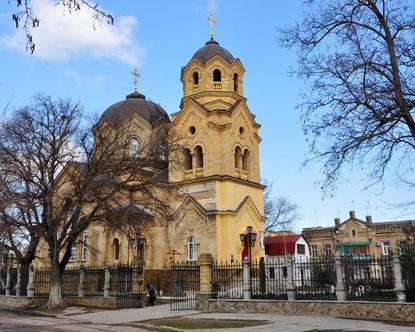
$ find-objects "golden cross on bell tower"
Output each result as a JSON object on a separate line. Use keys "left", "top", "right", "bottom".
{"left": 131, "top": 68, "right": 140, "bottom": 92}
{"left": 208, "top": 14, "right": 215, "bottom": 38}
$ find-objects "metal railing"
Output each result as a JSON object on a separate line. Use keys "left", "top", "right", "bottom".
{"left": 342, "top": 255, "right": 395, "bottom": 302}
{"left": 251, "top": 258, "right": 287, "bottom": 300}
{"left": 293, "top": 257, "right": 337, "bottom": 300}
{"left": 212, "top": 260, "right": 243, "bottom": 299}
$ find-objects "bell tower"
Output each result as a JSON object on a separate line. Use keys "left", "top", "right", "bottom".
{"left": 171, "top": 21, "right": 260, "bottom": 183}
{"left": 168, "top": 18, "right": 265, "bottom": 262}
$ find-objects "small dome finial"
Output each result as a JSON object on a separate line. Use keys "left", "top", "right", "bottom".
{"left": 131, "top": 68, "right": 140, "bottom": 92}
{"left": 208, "top": 14, "right": 215, "bottom": 38}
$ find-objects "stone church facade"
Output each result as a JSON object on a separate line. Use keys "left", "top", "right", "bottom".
{"left": 39, "top": 36, "right": 265, "bottom": 270}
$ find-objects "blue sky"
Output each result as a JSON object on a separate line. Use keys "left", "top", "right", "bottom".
{"left": 0, "top": 0, "right": 414, "bottom": 229}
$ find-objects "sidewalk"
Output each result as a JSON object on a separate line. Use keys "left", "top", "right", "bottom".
{"left": 63, "top": 303, "right": 198, "bottom": 324}
{"left": 65, "top": 304, "right": 415, "bottom": 331}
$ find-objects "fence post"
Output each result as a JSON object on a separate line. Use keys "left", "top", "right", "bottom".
{"left": 195, "top": 253, "right": 214, "bottom": 311}
{"left": 103, "top": 265, "right": 110, "bottom": 297}
{"left": 242, "top": 257, "right": 252, "bottom": 300}
{"left": 78, "top": 265, "right": 85, "bottom": 297}
{"left": 335, "top": 253, "right": 346, "bottom": 301}
{"left": 286, "top": 256, "right": 295, "bottom": 302}
{"left": 16, "top": 265, "right": 21, "bottom": 297}
{"left": 392, "top": 254, "right": 406, "bottom": 302}
{"left": 27, "top": 265, "right": 34, "bottom": 297}
{"left": 5, "top": 266, "right": 11, "bottom": 296}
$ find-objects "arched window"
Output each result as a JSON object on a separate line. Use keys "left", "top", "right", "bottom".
{"left": 242, "top": 149, "right": 250, "bottom": 172}
{"left": 187, "top": 236, "right": 197, "bottom": 261}
{"left": 130, "top": 137, "right": 139, "bottom": 157}
{"left": 192, "top": 72, "right": 199, "bottom": 85}
{"left": 194, "top": 146, "right": 203, "bottom": 168}
{"left": 233, "top": 73, "right": 239, "bottom": 93}
{"left": 113, "top": 238, "right": 120, "bottom": 260}
{"left": 81, "top": 230, "right": 88, "bottom": 261}
{"left": 213, "top": 69, "right": 221, "bottom": 82}
{"left": 159, "top": 143, "right": 167, "bottom": 161}
{"left": 234, "top": 146, "right": 242, "bottom": 169}
{"left": 183, "top": 148, "right": 192, "bottom": 170}
{"left": 138, "top": 237, "right": 146, "bottom": 260}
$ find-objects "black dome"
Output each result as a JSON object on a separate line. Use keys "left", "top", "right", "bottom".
{"left": 101, "top": 92, "right": 170, "bottom": 126}
{"left": 191, "top": 38, "right": 236, "bottom": 64}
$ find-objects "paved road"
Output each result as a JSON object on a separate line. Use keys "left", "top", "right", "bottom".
{"left": 0, "top": 309, "right": 148, "bottom": 332}
{"left": 1, "top": 305, "right": 415, "bottom": 331}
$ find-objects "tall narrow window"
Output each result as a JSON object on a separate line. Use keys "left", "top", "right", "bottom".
{"left": 183, "top": 148, "right": 192, "bottom": 170}
{"left": 81, "top": 230, "right": 88, "bottom": 261}
{"left": 233, "top": 73, "right": 239, "bottom": 92}
{"left": 69, "top": 242, "right": 77, "bottom": 262}
{"left": 138, "top": 237, "right": 146, "bottom": 260}
{"left": 159, "top": 143, "right": 167, "bottom": 161}
{"left": 242, "top": 149, "right": 250, "bottom": 171}
{"left": 130, "top": 138, "right": 139, "bottom": 157}
{"left": 234, "top": 146, "right": 242, "bottom": 169}
{"left": 311, "top": 244, "right": 318, "bottom": 257}
{"left": 113, "top": 238, "right": 120, "bottom": 260}
{"left": 188, "top": 236, "right": 197, "bottom": 261}
{"left": 192, "top": 72, "right": 199, "bottom": 85}
{"left": 324, "top": 244, "right": 332, "bottom": 256}
{"left": 213, "top": 69, "right": 221, "bottom": 82}
{"left": 195, "top": 146, "right": 203, "bottom": 168}
{"left": 382, "top": 241, "right": 390, "bottom": 255}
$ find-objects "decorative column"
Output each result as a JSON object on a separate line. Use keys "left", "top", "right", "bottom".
{"left": 5, "top": 266, "right": 11, "bottom": 296}
{"left": 78, "top": 265, "right": 85, "bottom": 297}
{"left": 103, "top": 265, "right": 110, "bottom": 297}
{"left": 242, "top": 257, "right": 252, "bottom": 300}
{"left": 392, "top": 254, "right": 406, "bottom": 302}
{"left": 286, "top": 256, "right": 295, "bottom": 302}
{"left": 16, "top": 266, "right": 21, "bottom": 297}
{"left": 335, "top": 253, "right": 346, "bottom": 301}
{"left": 196, "top": 253, "right": 214, "bottom": 311}
{"left": 27, "top": 265, "right": 34, "bottom": 297}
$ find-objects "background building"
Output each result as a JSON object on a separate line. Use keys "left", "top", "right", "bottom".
{"left": 302, "top": 211, "right": 415, "bottom": 257}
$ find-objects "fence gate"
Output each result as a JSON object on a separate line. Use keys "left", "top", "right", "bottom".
{"left": 170, "top": 262, "right": 199, "bottom": 310}
{"left": 112, "top": 265, "right": 144, "bottom": 308}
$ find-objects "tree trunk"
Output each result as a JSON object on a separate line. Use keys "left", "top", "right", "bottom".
{"left": 46, "top": 257, "right": 65, "bottom": 309}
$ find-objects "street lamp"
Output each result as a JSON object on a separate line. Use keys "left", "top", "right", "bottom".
{"left": 239, "top": 226, "right": 257, "bottom": 260}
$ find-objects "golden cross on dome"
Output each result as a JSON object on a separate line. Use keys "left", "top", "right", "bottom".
{"left": 208, "top": 14, "right": 215, "bottom": 38}
{"left": 131, "top": 68, "right": 140, "bottom": 92}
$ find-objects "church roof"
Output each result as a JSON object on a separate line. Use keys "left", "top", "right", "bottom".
{"left": 191, "top": 38, "right": 237, "bottom": 64}
{"left": 100, "top": 91, "right": 170, "bottom": 126}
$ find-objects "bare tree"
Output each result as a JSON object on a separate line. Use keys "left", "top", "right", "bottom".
{"left": 279, "top": 0, "right": 415, "bottom": 193}
{"left": 9, "top": 0, "right": 113, "bottom": 53}
{"left": 0, "top": 94, "right": 177, "bottom": 308}
{"left": 263, "top": 180, "right": 299, "bottom": 232}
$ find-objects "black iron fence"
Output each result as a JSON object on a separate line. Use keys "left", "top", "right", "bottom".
{"left": 62, "top": 268, "right": 80, "bottom": 297}
{"left": 293, "top": 257, "right": 337, "bottom": 300}
{"left": 33, "top": 267, "right": 51, "bottom": 296}
{"left": 170, "top": 261, "right": 200, "bottom": 310}
{"left": 400, "top": 251, "right": 415, "bottom": 302}
{"left": 0, "top": 267, "right": 6, "bottom": 295}
{"left": 212, "top": 260, "right": 243, "bottom": 299}
{"left": 111, "top": 265, "right": 144, "bottom": 308}
{"left": 251, "top": 258, "right": 287, "bottom": 300}
{"left": 84, "top": 266, "right": 105, "bottom": 297}
{"left": 342, "top": 255, "right": 395, "bottom": 302}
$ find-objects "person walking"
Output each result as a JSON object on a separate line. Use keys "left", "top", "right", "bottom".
{"left": 146, "top": 282, "right": 156, "bottom": 306}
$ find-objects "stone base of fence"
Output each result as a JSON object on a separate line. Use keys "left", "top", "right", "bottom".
{"left": 207, "top": 299, "right": 415, "bottom": 322}
{"left": 196, "top": 293, "right": 215, "bottom": 311}
{"left": 0, "top": 295, "right": 146, "bottom": 310}
{"left": 0, "top": 296, "right": 48, "bottom": 309}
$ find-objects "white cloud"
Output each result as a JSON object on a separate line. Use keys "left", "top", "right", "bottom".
{"left": 1, "top": 0, "right": 142, "bottom": 65}
{"left": 61, "top": 68, "right": 81, "bottom": 82}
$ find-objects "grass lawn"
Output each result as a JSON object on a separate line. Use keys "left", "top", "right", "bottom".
{"left": 144, "top": 317, "right": 269, "bottom": 329}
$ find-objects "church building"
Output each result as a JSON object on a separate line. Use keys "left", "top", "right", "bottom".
{"left": 58, "top": 27, "right": 265, "bottom": 269}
